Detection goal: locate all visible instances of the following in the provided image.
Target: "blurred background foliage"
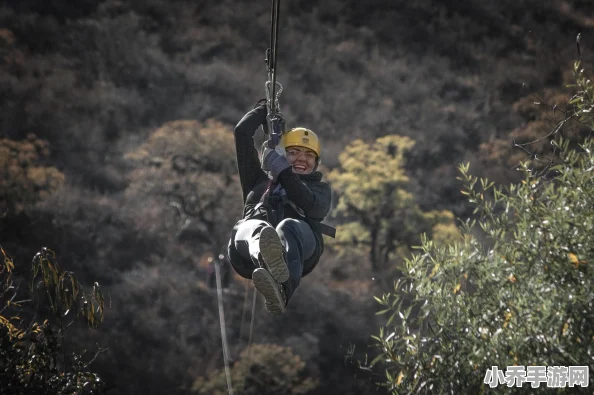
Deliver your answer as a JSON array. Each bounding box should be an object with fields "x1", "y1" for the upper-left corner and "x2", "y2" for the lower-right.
[{"x1": 1, "y1": 0, "x2": 593, "y2": 393}]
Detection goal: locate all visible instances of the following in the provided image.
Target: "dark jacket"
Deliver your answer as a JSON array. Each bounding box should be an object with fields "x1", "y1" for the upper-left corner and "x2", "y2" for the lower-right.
[{"x1": 227, "y1": 104, "x2": 332, "y2": 279}]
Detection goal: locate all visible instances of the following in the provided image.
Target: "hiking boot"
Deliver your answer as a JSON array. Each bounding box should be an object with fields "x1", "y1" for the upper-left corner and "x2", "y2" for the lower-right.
[
  {"x1": 258, "y1": 225, "x2": 289, "y2": 283},
  {"x1": 252, "y1": 268, "x2": 286, "y2": 315}
]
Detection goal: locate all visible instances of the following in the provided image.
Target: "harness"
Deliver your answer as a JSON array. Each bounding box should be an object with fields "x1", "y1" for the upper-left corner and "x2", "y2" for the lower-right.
[{"x1": 256, "y1": 179, "x2": 336, "y2": 238}]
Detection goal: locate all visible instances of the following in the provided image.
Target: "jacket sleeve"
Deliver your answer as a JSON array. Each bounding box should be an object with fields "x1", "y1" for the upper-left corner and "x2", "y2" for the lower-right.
[
  {"x1": 277, "y1": 170, "x2": 332, "y2": 220},
  {"x1": 234, "y1": 105, "x2": 268, "y2": 202}
]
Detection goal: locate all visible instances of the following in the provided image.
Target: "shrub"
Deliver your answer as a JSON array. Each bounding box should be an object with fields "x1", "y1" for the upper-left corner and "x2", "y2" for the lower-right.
[
  {"x1": 0, "y1": 246, "x2": 106, "y2": 394},
  {"x1": 365, "y1": 59, "x2": 594, "y2": 394},
  {"x1": 192, "y1": 343, "x2": 318, "y2": 395}
]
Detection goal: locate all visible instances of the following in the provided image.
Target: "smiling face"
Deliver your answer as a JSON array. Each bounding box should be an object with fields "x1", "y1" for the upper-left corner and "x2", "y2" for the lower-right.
[{"x1": 285, "y1": 146, "x2": 318, "y2": 174}]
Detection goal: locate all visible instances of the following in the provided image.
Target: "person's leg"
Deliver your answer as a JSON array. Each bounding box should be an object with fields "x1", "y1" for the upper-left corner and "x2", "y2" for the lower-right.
[
  {"x1": 234, "y1": 219, "x2": 290, "y2": 315},
  {"x1": 233, "y1": 219, "x2": 270, "y2": 266},
  {"x1": 252, "y1": 268, "x2": 286, "y2": 315},
  {"x1": 235, "y1": 218, "x2": 290, "y2": 282},
  {"x1": 258, "y1": 226, "x2": 290, "y2": 282},
  {"x1": 275, "y1": 218, "x2": 317, "y2": 302}
]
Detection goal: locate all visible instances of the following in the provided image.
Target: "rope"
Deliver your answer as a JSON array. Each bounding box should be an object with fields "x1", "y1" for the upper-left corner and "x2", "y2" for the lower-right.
[
  {"x1": 248, "y1": 288, "x2": 257, "y2": 353},
  {"x1": 264, "y1": 0, "x2": 285, "y2": 148},
  {"x1": 214, "y1": 259, "x2": 235, "y2": 395},
  {"x1": 268, "y1": 0, "x2": 281, "y2": 110},
  {"x1": 241, "y1": 285, "x2": 259, "y2": 392},
  {"x1": 234, "y1": 281, "x2": 251, "y2": 357},
  {"x1": 215, "y1": 260, "x2": 259, "y2": 395}
]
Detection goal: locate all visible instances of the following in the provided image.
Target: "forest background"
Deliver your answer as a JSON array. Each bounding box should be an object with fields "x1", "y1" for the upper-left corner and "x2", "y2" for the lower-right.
[{"x1": 1, "y1": 0, "x2": 594, "y2": 394}]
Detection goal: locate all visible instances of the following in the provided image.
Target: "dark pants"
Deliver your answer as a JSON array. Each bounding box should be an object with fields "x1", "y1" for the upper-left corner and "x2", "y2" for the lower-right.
[{"x1": 233, "y1": 218, "x2": 316, "y2": 300}]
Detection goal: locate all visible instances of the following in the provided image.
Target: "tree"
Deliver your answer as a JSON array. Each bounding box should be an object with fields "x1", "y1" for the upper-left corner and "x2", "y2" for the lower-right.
[
  {"x1": 366, "y1": 61, "x2": 594, "y2": 394},
  {"x1": 192, "y1": 343, "x2": 318, "y2": 395},
  {"x1": 327, "y1": 135, "x2": 460, "y2": 273},
  {"x1": 124, "y1": 119, "x2": 243, "y2": 252}
]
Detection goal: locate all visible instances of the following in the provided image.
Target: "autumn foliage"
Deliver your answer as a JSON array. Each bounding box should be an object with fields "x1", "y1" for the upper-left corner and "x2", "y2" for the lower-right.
[{"x1": 327, "y1": 135, "x2": 460, "y2": 273}]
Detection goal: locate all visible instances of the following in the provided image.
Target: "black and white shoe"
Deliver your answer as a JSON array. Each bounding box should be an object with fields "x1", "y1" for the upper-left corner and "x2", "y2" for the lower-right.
[
  {"x1": 258, "y1": 225, "x2": 289, "y2": 283},
  {"x1": 252, "y1": 268, "x2": 286, "y2": 315}
]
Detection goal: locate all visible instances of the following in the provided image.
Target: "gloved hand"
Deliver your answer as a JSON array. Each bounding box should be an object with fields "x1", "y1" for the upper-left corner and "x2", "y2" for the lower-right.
[
  {"x1": 254, "y1": 98, "x2": 267, "y2": 109},
  {"x1": 235, "y1": 102, "x2": 268, "y2": 138},
  {"x1": 261, "y1": 142, "x2": 273, "y2": 171},
  {"x1": 261, "y1": 141, "x2": 291, "y2": 181}
]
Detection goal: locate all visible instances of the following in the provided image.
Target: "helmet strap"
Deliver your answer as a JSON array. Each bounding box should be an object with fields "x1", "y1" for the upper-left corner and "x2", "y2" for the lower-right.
[{"x1": 311, "y1": 157, "x2": 320, "y2": 172}]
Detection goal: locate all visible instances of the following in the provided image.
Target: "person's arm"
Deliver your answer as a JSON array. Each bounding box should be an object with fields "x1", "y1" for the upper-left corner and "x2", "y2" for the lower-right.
[
  {"x1": 277, "y1": 170, "x2": 332, "y2": 220},
  {"x1": 234, "y1": 104, "x2": 268, "y2": 201}
]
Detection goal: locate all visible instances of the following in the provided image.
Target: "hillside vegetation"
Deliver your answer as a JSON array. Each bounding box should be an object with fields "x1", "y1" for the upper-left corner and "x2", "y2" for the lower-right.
[{"x1": 1, "y1": 0, "x2": 593, "y2": 394}]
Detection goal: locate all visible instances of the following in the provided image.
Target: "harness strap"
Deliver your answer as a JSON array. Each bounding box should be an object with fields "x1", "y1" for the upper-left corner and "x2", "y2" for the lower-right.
[
  {"x1": 259, "y1": 178, "x2": 275, "y2": 203},
  {"x1": 286, "y1": 199, "x2": 336, "y2": 238},
  {"x1": 307, "y1": 220, "x2": 337, "y2": 238},
  {"x1": 257, "y1": 179, "x2": 285, "y2": 227}
]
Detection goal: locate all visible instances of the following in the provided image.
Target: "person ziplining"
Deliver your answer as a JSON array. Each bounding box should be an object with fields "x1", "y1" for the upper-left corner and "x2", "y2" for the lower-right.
[{"x1": 226, "y1": 0, "x2": 336, "y2": 315}]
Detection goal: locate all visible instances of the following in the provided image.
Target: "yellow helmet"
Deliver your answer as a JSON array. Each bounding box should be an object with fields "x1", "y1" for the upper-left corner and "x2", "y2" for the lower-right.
[{"x1": 280, "y1": 127, "x2": 321, "y2": 158}]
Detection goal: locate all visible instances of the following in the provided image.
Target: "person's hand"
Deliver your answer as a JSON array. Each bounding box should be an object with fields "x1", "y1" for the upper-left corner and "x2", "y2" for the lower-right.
[
  {"x1": 254, "y1": 99, "x2": 270, "y2": 134},
  {"x1": 235, "y1": 101, "x2": 268, "y2": 137},
  {"x1": 261, "y1": 141, "x2": 274, "y2": 171},
  {"x1": 254, "y1": 98, "x2": 267, "y2": 109},
  {"x1": 261, "y1": 141, "x2": 291, "y2": 181}
]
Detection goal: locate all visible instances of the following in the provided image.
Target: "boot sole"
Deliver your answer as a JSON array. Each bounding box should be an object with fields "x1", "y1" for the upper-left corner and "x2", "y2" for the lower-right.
[
  {"x1": 252, "y1": 268, "x2": 285, "y2": 315},
  {"x1": 259, "y1": 226, "x2": 289, "y2": 282}
]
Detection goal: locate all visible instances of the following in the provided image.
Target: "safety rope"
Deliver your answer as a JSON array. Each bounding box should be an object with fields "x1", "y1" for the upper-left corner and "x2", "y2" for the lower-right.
[
  {"x1": 214, "y1": 259, "x2": 235, "y2": 395},
  {"x1": 215, "y1": 257, "x2": 259, "y2": 395},
  {"x1": 245, "y1": 288, "x2": 258, "y2": 376},
  {"x1": 239, "y1": 286, "x2": 259, "y2": 393},
  {"x1": 234, "y1": 280, "x2": 251, "y2": 357},
  {"x1": 264, "y1": 0, "x2": 285, "y2": 148},
  {"x1": 266, "y1": 0, "x2": 281, "y2": 114}
]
